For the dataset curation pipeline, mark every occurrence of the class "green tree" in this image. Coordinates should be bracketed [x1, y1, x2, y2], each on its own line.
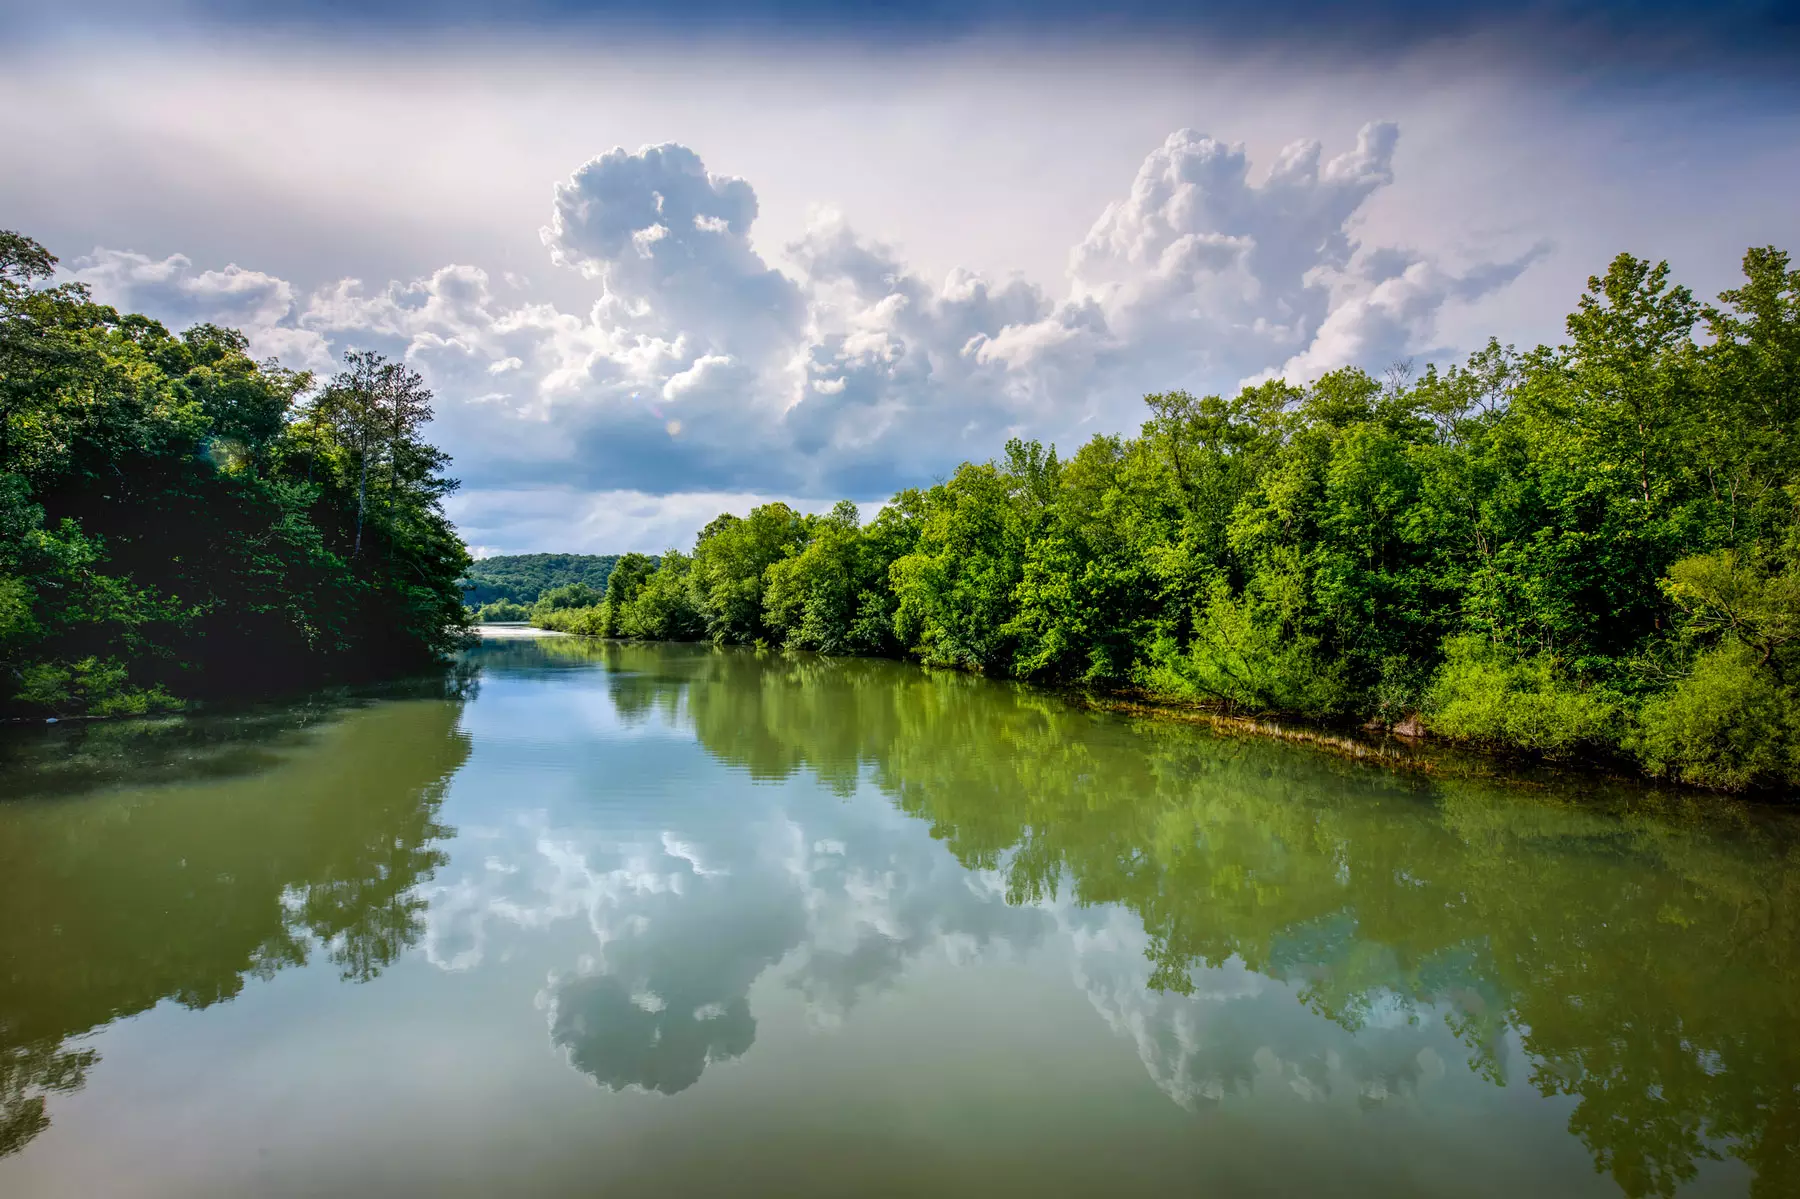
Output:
[688, 504, 811, 644]
[0, 231, 470, 716]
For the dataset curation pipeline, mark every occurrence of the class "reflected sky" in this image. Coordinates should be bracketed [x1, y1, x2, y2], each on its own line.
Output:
[2, 638, 1795, 1197]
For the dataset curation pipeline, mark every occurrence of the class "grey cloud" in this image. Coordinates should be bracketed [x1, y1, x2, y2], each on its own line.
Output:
[781, 212, 1059, 485]
[9, 4, 1797, 85]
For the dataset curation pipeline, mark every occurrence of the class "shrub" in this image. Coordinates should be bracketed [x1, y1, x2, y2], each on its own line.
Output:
[14, 657, 181, 718]
[1630, 642, 1800, 790]
[473, 598, 530, 622]
[532, 583, 602, 616]
[1136, 581, 1351, 719]
[534, 603, 610, 636]
[1423, 636, 1620, 755]
[617, 553, 704, 640]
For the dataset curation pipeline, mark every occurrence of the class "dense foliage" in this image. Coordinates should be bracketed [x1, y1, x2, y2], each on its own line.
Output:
[0, 232, 470, 717]
[460, 553, 622, 608]
[471, 598, 531, 622]
[540, 247, 1800, 792]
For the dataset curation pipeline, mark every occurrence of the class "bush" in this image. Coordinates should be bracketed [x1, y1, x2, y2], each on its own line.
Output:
[14, 657, 181, 718]
[1423, 636, 1620, 756]
[533, 603, 610, 636]
[616, 553, 704, 640]
[1135, 581, 1351, 719]
[1630, 642, 1800, 790]
[473, 598, 530, 622]
[533, 583, 603, 616]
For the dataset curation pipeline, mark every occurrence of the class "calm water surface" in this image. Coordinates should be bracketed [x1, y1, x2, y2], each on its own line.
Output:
[2, 637, 1797, 1197]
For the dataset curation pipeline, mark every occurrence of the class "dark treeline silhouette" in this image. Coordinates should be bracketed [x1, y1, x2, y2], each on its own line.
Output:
[541, 248, 1800, 792]
[0, 231, 469, 718]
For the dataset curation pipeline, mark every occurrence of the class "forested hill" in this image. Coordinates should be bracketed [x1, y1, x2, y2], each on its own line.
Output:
[0, 230, 471, 718]
[461, 554, 622, 607]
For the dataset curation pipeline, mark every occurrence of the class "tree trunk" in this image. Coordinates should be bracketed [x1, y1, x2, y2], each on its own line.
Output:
[389, 397, 403, 512]
[353, 432, 369, 557]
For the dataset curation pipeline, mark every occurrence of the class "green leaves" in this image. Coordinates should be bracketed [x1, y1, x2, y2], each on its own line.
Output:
[1663, 550, 1800, 665]
[1631, 642, 1800, 789]
[0, 230, 471, 715]
[688, 503, 810, 645]
[1423, 636, 1622, 756]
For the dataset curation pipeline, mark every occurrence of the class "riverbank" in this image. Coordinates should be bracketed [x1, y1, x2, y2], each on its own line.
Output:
[1072, 690, 1714, 804]
[532, 629, 1791, 804]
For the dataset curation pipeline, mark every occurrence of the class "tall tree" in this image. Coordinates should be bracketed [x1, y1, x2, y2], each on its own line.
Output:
[319, 350, 387, 558]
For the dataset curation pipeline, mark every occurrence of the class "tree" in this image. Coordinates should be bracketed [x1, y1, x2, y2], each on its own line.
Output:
[688, 503, 810, 644]
[316, 350, 432, 558]
[0, 229, 470, 716]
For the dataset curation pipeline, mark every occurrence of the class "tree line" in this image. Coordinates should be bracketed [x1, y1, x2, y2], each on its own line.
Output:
[538, 247, 1800, 792]
[461, 552, 622, 611]
[0, 231, 470, 718]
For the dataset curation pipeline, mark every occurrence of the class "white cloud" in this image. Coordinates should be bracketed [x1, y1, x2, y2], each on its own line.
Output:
[68, 123, 1537, 514]
[444, 486, 855, 556]
[51, 122, 1589, 546]
[69, 249, 333, 370]
[543, 142, 804, 368]
[1272, 241, 1549, 383]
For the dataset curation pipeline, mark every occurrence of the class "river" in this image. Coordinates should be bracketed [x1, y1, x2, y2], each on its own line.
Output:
[1, 635, 1796, 1197]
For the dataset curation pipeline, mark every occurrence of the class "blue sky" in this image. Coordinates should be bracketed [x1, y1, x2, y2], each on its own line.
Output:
[3, 3, 1797, 554]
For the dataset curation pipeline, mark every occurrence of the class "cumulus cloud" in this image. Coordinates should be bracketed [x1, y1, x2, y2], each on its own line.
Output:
[70, 248, 333, 369]
[1065, 123, 1399, 368]
[1272, 241, 1551, 382]
[68, 123, 1540, 546]
[543, 142, 804, 367]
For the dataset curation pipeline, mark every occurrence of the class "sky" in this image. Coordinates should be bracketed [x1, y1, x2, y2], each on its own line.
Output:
[4, 2, 1798, 556]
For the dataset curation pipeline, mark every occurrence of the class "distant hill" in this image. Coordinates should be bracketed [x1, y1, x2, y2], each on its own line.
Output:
[460, 554, 621, 607]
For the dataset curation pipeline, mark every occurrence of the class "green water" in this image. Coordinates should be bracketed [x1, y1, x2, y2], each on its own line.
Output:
[1, 637, 1796, 1198]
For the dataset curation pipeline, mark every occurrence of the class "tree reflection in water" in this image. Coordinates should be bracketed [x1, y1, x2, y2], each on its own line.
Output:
[0, 674, 472, 1158]
[572, 641, 1799, 1199]
[6, 640, 1794, 1198]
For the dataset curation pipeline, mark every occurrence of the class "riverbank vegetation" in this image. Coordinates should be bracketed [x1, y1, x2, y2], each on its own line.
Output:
[0, 232, 470, 719]
[539, 247, 1800, 792]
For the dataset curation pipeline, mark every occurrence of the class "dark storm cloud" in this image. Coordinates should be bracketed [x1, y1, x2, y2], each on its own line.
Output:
[6, 1, 1795, 73]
